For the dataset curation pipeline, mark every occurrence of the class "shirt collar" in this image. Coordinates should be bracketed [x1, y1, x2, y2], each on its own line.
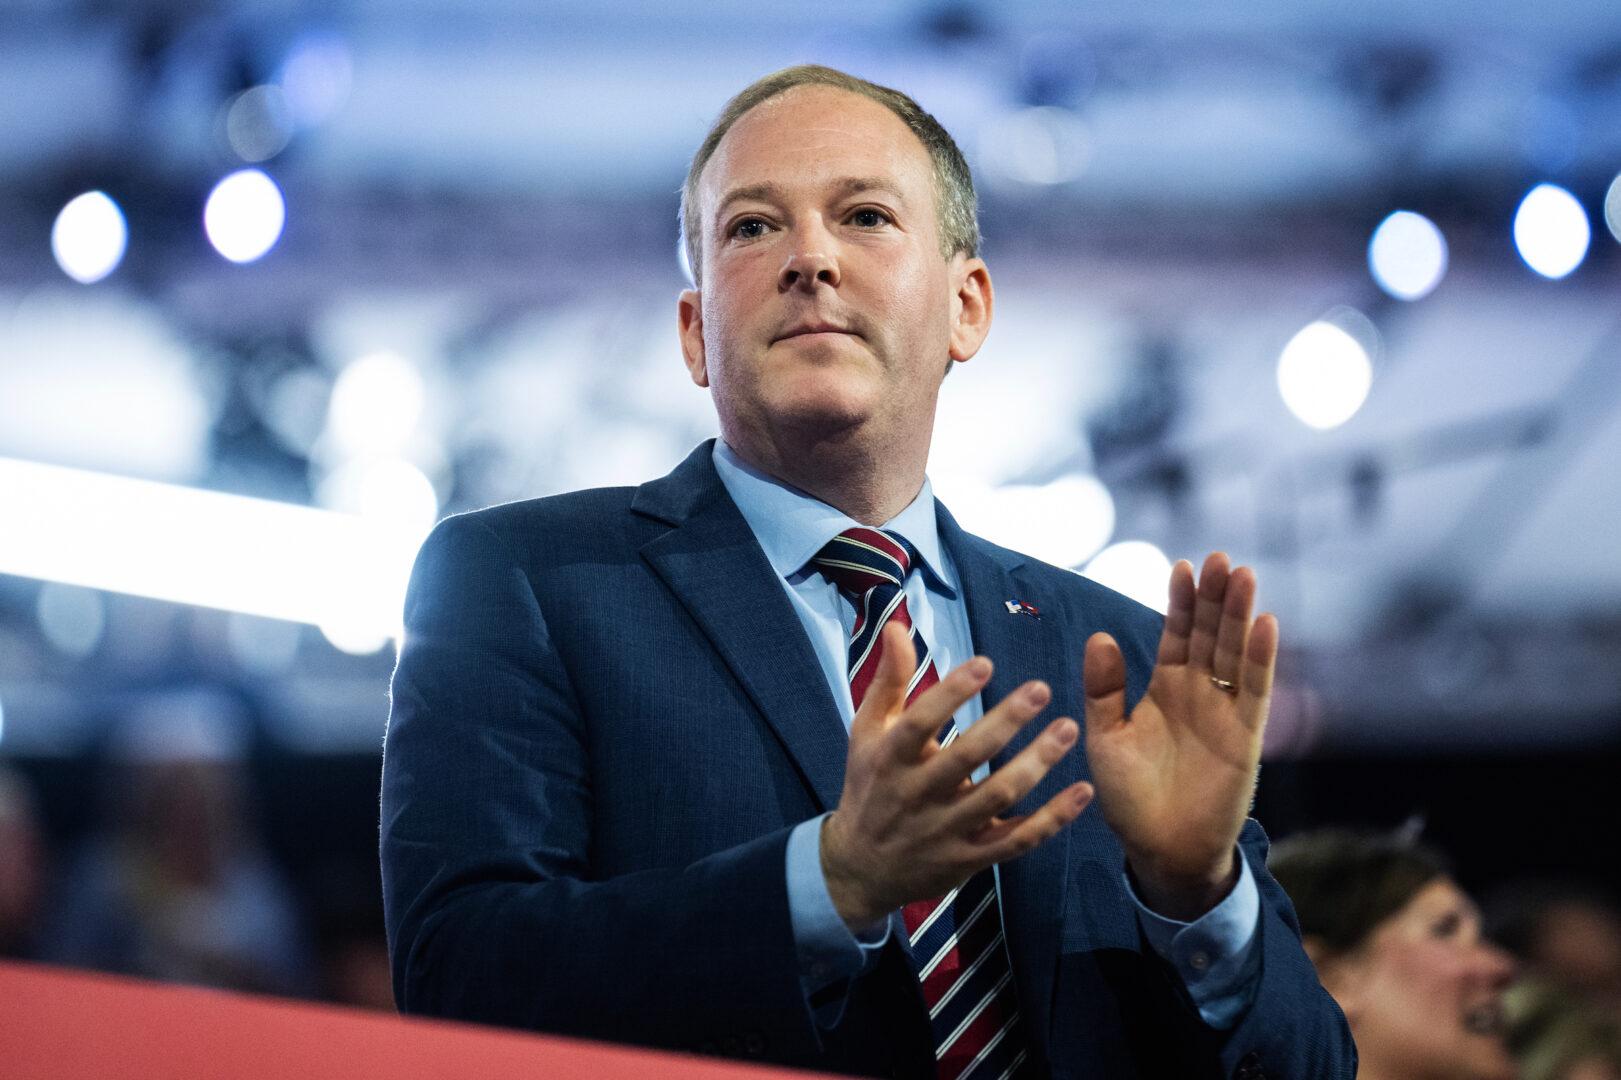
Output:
[711, 439, 957, 598]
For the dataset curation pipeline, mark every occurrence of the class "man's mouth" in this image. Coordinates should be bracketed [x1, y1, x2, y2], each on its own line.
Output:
[775, 322, 856, 342]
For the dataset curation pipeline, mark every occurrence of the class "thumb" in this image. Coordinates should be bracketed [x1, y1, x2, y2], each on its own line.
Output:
[850, 621, 915, 743]
[1083, 631, 1128, 735]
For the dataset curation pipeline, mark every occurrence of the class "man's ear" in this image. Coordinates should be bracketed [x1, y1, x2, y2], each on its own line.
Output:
[947, 255, 993, 366]
[678, 289, 708, 387]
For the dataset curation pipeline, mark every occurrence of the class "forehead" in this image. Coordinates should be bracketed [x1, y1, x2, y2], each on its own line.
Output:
[1384, 878, 1476, 935]
[699, 85, 932, 206]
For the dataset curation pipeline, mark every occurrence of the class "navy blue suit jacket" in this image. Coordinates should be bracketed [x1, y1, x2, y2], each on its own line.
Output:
[380, 442, 1354, 1079]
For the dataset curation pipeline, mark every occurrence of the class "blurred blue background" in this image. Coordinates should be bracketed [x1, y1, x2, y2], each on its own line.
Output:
[1, 0, 1619, 1012]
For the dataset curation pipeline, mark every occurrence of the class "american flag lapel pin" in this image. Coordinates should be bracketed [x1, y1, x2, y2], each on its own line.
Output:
[1003, 600, 1040, 618]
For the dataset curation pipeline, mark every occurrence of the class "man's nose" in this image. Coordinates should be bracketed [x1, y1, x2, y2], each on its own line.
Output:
[779, 236, 840, 291]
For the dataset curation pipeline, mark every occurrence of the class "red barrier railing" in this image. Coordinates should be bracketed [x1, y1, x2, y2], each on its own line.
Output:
[0, 960, 829, 1080]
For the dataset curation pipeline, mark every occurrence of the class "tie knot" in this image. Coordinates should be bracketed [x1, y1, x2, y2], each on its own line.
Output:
[812, 527, 916, 597]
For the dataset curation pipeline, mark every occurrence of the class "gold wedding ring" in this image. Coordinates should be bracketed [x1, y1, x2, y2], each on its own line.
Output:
[1209, 676, 1238, 695]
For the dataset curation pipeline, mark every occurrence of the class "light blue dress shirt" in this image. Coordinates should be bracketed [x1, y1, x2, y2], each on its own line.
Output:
[710, 440, 1259, 1029]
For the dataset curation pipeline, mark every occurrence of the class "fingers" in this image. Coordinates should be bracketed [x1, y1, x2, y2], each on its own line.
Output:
[1089, 625, 1128, 703]
[1168, 553, 1262, 684]
[1184, 552, 1230, 668]
[915, 678, 1051, 798]
[1210, 566, 1256, 684]
[849, 622, 916, 746]
[1156, 560, 1197, 666]
[961, 782, 1094, 858]
[941, 715, 1079, 831]
[881, 642, 994, 762]
[1239, 612, 1278, 723]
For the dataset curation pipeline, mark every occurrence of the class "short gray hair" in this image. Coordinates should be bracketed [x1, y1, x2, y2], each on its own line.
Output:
[680, 64, 980, 285]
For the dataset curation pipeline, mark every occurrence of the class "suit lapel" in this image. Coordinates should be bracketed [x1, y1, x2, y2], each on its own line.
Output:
[938, 502, 1078, 1055]
[633, 444, 850, 812]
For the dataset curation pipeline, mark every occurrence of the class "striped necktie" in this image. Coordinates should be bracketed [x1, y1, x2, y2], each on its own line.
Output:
[812, 527, 1030, 1080]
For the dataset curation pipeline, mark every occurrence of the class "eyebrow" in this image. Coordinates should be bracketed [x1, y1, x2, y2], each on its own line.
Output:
[713, 176, 908, 223]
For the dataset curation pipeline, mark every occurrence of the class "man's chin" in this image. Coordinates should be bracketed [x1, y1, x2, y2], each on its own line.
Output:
[769, 401, 872, 443]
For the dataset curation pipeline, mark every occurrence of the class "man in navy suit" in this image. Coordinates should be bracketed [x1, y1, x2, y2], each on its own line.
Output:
[381, 66, 1354, 1078]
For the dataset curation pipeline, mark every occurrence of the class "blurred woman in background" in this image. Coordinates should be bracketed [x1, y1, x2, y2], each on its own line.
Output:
[1270, 828, 1516, 1080]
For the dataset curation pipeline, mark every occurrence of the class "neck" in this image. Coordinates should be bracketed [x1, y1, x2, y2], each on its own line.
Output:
[722, 423, 929, 526]
[1342, 1051, 1408, 1080]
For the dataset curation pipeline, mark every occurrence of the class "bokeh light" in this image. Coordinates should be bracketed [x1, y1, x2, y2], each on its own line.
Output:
[1368, 210, 1448, 301]
[318, 618, 391, 657]
[315, 457, 439, 533]
[0, 291, 214, 481]
[35, 582, 105, 658]
[51, 191, 127, 284]
[1082, 541, 1173, 614]
[1513, 182, 1590, 279]
[278, 32, 354, 128]
[938, 475, 1115, 569]
[1276, 317, 1375, 430]
[204, 169, 286, 263]
[981, 106, 1093, 186]
[1604, 172, 1621, 245]
[225, 85, 294, 162]
[326, 352, 426, 457]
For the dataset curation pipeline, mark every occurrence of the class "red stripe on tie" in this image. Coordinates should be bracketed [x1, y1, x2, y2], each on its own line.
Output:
[937, 982, 1021, 1080]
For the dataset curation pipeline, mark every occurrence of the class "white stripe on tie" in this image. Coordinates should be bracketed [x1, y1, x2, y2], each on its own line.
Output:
[954, 1013, 1020, 1080]
[930, 929, 1005, 1019]
[936, 970, 1012, 1058]
[992, 1048, 1029, 1080]
[917, 886, 996, 980]
[909, 883, 963, 947]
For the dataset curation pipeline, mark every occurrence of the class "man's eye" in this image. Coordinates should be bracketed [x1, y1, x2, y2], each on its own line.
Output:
[850, 209, 887, 228]
[734, 219, 768, 239]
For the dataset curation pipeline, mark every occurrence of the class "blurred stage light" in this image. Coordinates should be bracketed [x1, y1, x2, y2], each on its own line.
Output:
[937, 475, 1114, 569]
[0, 291, 213, 481]
[204, 169, 286, 263]
[318, 618, 391, 656]
[51, 191, 127, 284]
[1519, 96, 1583, 175]
[225, 86, 294, 162]
[327, 352, 425, 457]
[1514, 183, 1590, 279]
[1605, 172, 1621, 245]
[315, 457, 439, 534]
[262, 367, 332, 458]
[1082, 541, 1173, 614]
[0, 456, 423, 640]
[278, 32, 353, 128]
[35, 582, 105, 658]
[982, 106, 1092, 185]
[1277, 314, 1376, 430]
[1368, 210, 1447, 301]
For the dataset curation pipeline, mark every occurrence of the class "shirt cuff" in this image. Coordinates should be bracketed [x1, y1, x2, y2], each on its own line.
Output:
[787, 814, 890, 1025]
[1127, 848, 1262, 1030]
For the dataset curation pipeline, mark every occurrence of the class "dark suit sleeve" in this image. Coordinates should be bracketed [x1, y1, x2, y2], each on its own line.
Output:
[379, 513, 819, 1060]
[1050, 582, 1356, 1079]
[1219, 821, 1357, 1078]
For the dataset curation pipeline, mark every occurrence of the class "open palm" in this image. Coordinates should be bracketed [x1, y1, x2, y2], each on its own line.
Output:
[1083, 553, 1277, 917]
